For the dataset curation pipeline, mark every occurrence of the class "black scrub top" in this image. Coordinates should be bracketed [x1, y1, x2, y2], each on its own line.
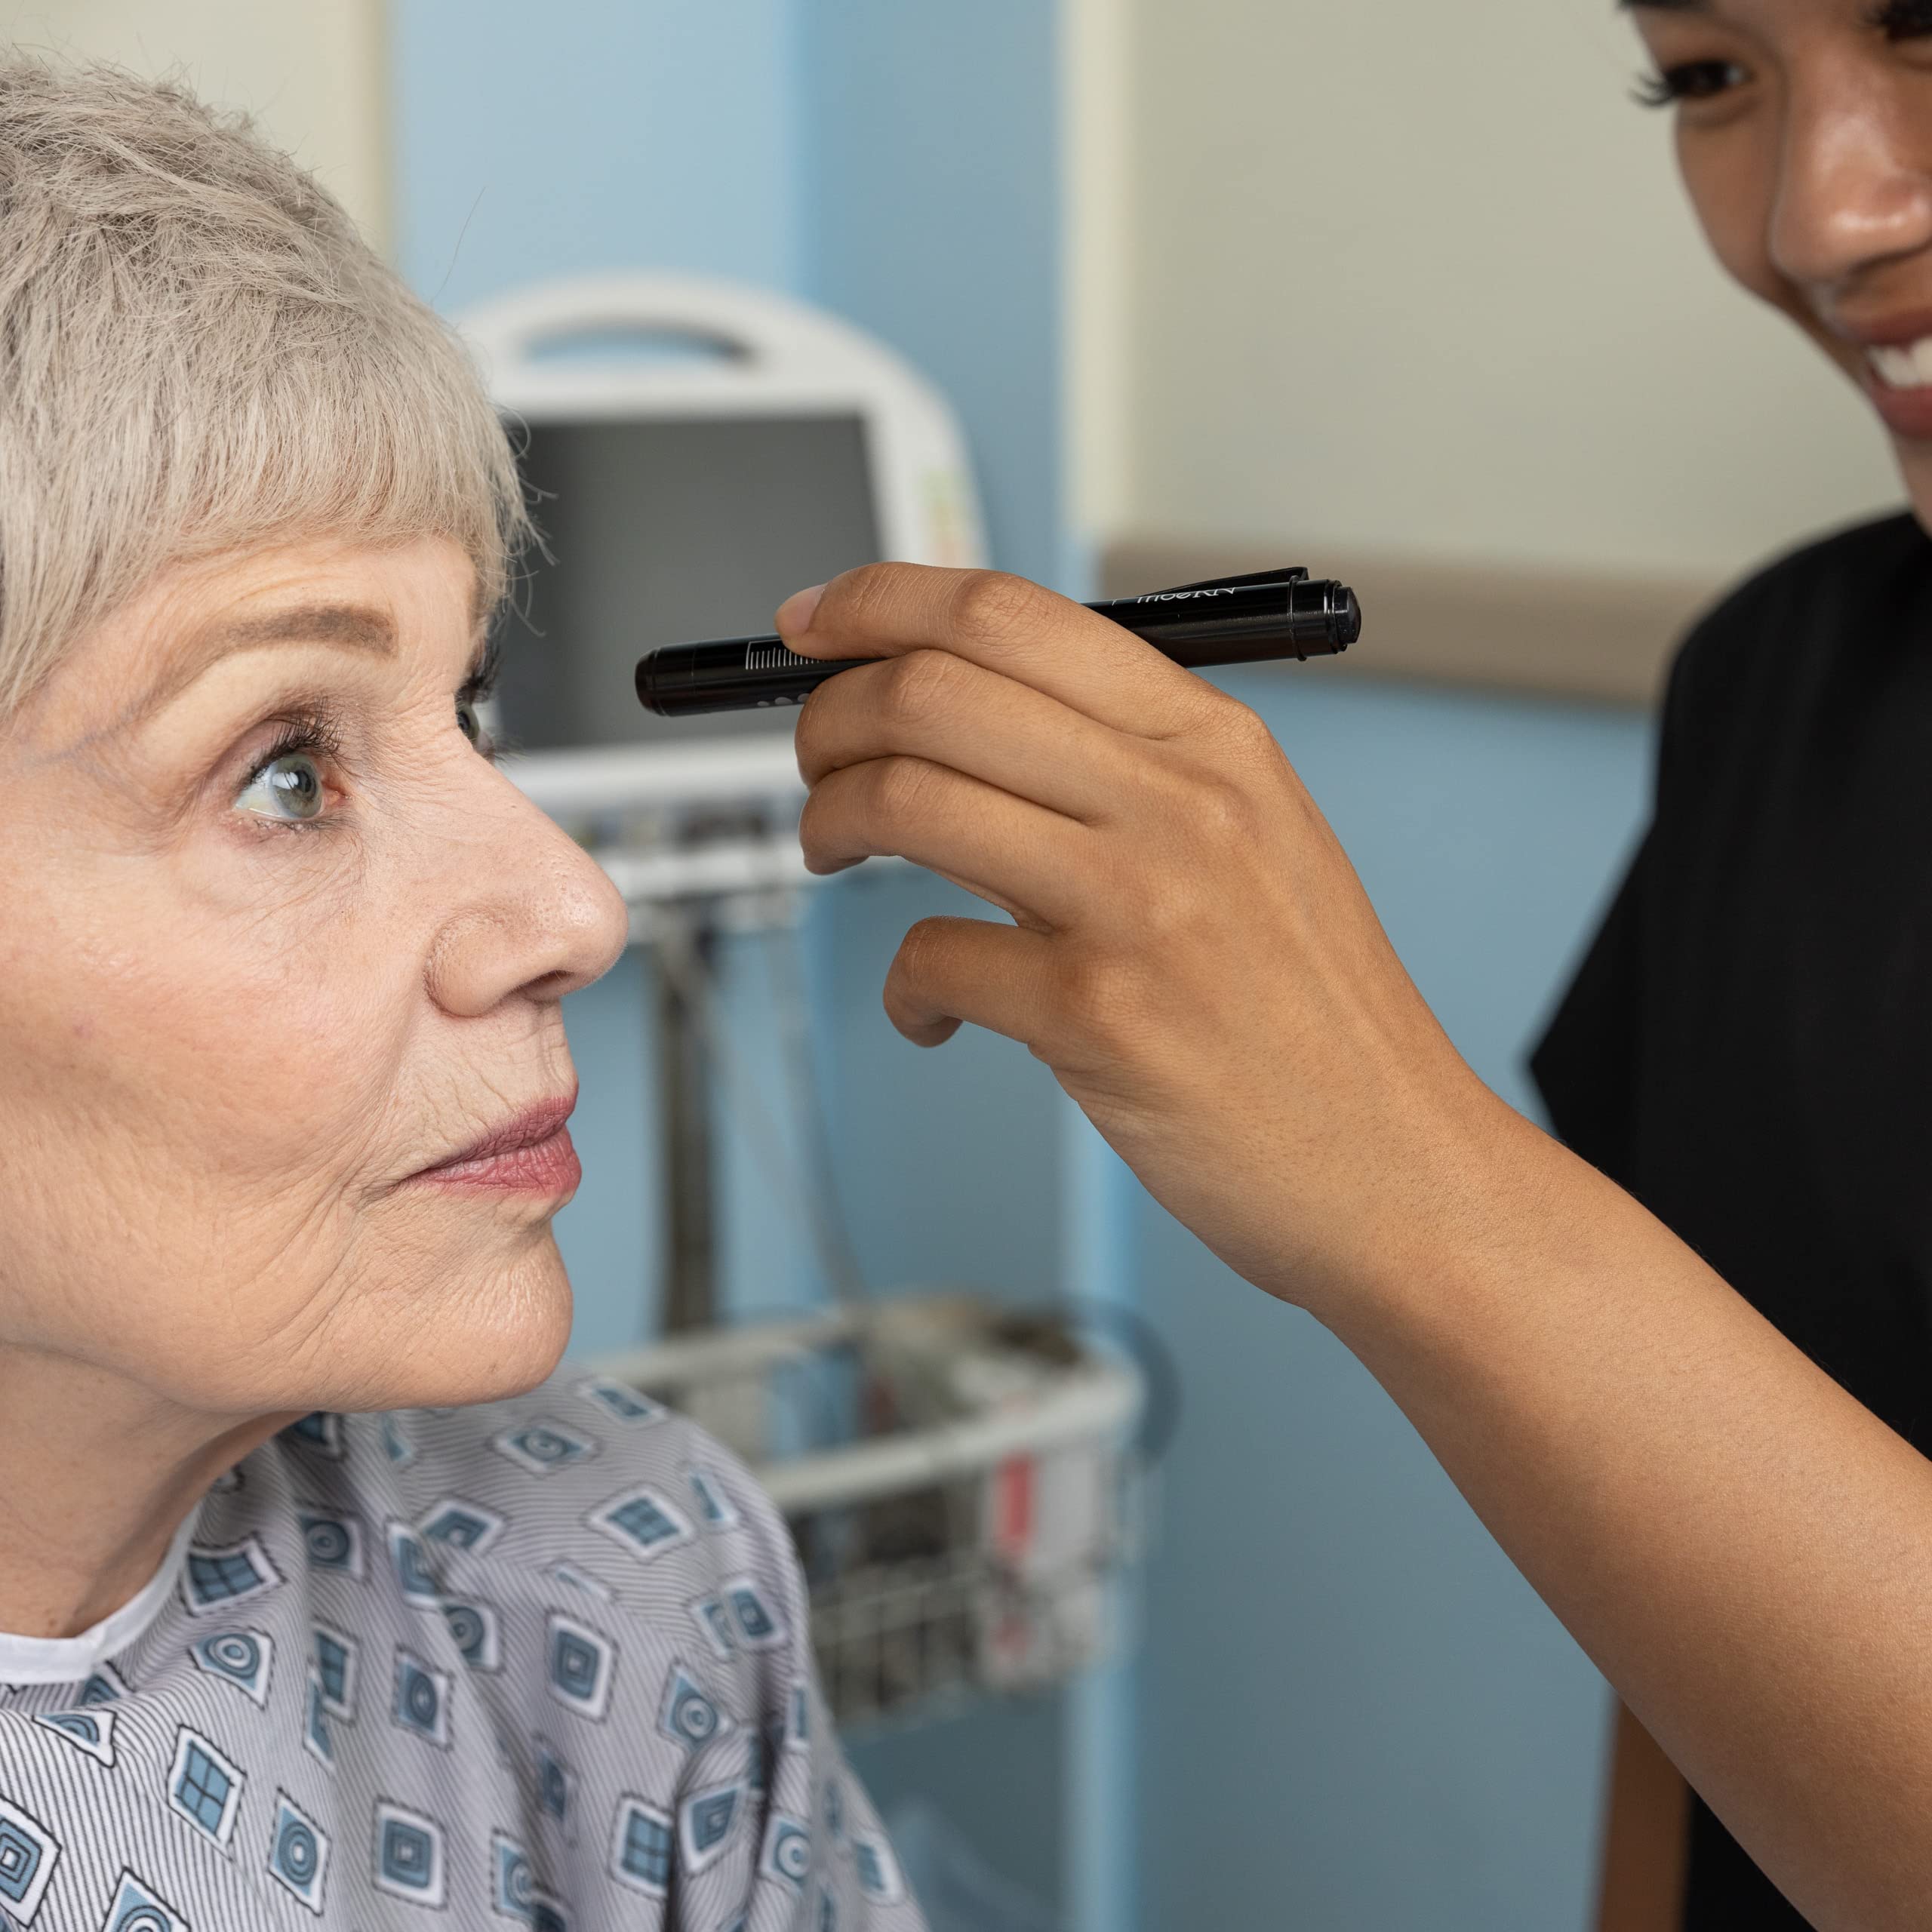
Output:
[1531, 509, 1932, 1932]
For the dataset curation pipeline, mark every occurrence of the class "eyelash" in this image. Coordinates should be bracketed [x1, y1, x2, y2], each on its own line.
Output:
[1871, 0, 1932, 35]
[1633, 62, 1743, 108]
[236, 707, 345, 834]
[460, 641, 501, 761]
[1635, 2, 1932, 109]
[235, 647, 501, 835]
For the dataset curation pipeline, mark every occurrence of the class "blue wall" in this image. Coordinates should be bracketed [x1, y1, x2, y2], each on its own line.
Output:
[389, 8, 1655, 1927]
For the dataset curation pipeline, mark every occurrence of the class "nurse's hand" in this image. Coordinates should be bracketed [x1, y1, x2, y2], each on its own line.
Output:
[782, 563, 1524, 1315]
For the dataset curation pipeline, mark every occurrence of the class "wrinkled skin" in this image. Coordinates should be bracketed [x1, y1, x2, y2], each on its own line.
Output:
[0, 536, 626, 1634]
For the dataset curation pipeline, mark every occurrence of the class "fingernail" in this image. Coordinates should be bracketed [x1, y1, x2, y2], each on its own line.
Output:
[776, 583, 826, 637]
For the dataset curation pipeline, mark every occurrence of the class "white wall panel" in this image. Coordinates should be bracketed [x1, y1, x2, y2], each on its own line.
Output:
[0, 0, 390, 250]
[1098, 2, 1902, 578]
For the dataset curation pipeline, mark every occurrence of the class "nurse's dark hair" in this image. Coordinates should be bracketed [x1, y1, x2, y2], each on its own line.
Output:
[0, 56, 531, 718]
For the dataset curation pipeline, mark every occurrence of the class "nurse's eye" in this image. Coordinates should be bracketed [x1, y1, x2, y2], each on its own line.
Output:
[1870, 0, 1932, 41]
[235, 721, 338, 826]
[1633, 60, 1749, 108]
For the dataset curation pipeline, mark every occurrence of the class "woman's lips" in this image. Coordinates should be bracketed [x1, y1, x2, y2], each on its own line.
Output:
[410, 1095, 581, 1195]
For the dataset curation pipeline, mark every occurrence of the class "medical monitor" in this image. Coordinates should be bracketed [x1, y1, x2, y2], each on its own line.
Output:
[462, 272, 986, 767]
[495, 414, 881, 751]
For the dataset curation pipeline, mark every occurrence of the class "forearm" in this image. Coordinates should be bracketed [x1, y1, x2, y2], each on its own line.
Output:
[1318, 1103, 1932, 1932]
[776, 561, 1932, 1929]
[1596, 1702, 1688, 1932]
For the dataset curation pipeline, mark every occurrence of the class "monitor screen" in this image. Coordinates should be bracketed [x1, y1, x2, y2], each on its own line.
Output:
[493, 414, 882, 750]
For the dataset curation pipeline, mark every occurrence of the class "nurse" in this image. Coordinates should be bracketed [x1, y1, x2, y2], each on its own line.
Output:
[784, 5, 1932, 1929]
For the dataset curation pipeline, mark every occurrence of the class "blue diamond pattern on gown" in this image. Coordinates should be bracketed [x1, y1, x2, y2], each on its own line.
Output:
[285, 1412, 343, 1459]
[853, 1833, 906, 1903]
[297, 1510, 363, 1577]
[678, 1781, 742, 1875]
[296, 1671, 330, 1773]
[385, 1523, 441, 1606]
[574, 1377, 663, 1426]
[418, 1497, 504, 1553]
[691, 1595, 737, 1660]
[312, 1623, 358, 1719]
[761, 1813, 811, 1891]
[0, 1386, 928, 1932]
[725, 1578, 784, 1648]
[545, 1613, 616, 1721]
[181, 1537, 281, 1616]
[589, 1484, 694, 1562]
[32, 1709, 115, 1768]
[535, 1738, 573, 1825]
[686, 1469, 738, 1528]
[391, 1651, 451, 1749]
[166, 1730, 242, 1850]
[492, 1829, 536, 1916]
[490, 1418, 597, 1477]
[658, 1665, 728, 1749]
[266, 1792, 328, 1913]
[374, 1801, 445, 1907]
[103, 1869, 189, 1932]
[439, 1598, 500, 1672]
[609, 1798, 673, 1899]
[78, 1663, 129, 1706]
[189, 1629, 272, 1706]
[380, 1414, 417, 1466]
[0, 1792, 58, 1923]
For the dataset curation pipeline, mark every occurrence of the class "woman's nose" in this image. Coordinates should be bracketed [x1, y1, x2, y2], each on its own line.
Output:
[424, 779, 629, 1020]
[1768, 66, 1932, 291]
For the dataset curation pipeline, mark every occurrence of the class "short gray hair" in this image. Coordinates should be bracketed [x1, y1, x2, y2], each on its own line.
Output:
[0, 55, 529, 718]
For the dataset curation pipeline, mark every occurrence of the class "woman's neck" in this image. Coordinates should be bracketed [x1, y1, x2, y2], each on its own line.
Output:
[0, 1349, 290, 1639]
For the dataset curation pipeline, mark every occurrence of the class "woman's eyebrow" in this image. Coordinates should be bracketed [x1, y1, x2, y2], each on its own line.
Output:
[119, 601, 398, 730]
[195, 601, 398, 658]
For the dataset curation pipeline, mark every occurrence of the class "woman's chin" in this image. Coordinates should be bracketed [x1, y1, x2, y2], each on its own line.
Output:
[291, 1238, 580, 1420]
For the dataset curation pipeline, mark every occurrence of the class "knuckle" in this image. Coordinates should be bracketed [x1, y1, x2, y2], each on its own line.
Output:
[1132, 868, 1199, 946]
[1192, 774, 1261, 846]
[1052, 945, 1146, 1048]
[866, 754, 939, 826]
[949, 569, 1043, 648]
[826, 561, 912, 631]
[1203, 691, 1278, 758]
[880, 649, 960, 731]
[892, 915, 950, 984]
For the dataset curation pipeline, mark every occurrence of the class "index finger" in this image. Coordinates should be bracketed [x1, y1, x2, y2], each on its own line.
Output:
[775, 563, 1221, 739]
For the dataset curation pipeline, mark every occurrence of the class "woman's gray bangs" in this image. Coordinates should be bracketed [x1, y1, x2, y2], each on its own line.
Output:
[0, 56, 530, 719]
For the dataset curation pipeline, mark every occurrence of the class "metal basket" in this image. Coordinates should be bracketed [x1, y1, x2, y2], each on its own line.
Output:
[591, 1293, 1144, 1730]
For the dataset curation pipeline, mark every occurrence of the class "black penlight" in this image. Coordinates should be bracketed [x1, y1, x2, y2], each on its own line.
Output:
[634, 568, 1361, 718]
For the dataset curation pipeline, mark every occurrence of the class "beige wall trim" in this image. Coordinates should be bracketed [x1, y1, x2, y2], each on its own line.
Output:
[1101, 535, 1728, 711]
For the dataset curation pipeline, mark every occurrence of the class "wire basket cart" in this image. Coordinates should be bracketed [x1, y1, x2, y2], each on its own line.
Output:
[592, 1292, 1146, 1730]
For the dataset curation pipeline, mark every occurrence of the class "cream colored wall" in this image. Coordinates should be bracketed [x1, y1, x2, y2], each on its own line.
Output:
[0, 0, 390, 250]
[1096, 1, 1905, 580]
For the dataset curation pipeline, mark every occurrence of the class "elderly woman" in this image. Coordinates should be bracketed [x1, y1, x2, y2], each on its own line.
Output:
[0, 59, 917, 1932]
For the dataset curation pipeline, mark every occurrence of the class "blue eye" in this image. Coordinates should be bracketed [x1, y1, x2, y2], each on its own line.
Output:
[457, 694, 493, 756]
[237, 748, 327, 824]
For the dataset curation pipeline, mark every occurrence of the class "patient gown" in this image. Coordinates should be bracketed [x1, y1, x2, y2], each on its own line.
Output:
[0, 1377, 926, 1930]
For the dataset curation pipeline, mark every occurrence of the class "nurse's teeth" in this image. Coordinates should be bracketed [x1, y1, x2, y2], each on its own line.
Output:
[1870, 340, 1932, 388]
